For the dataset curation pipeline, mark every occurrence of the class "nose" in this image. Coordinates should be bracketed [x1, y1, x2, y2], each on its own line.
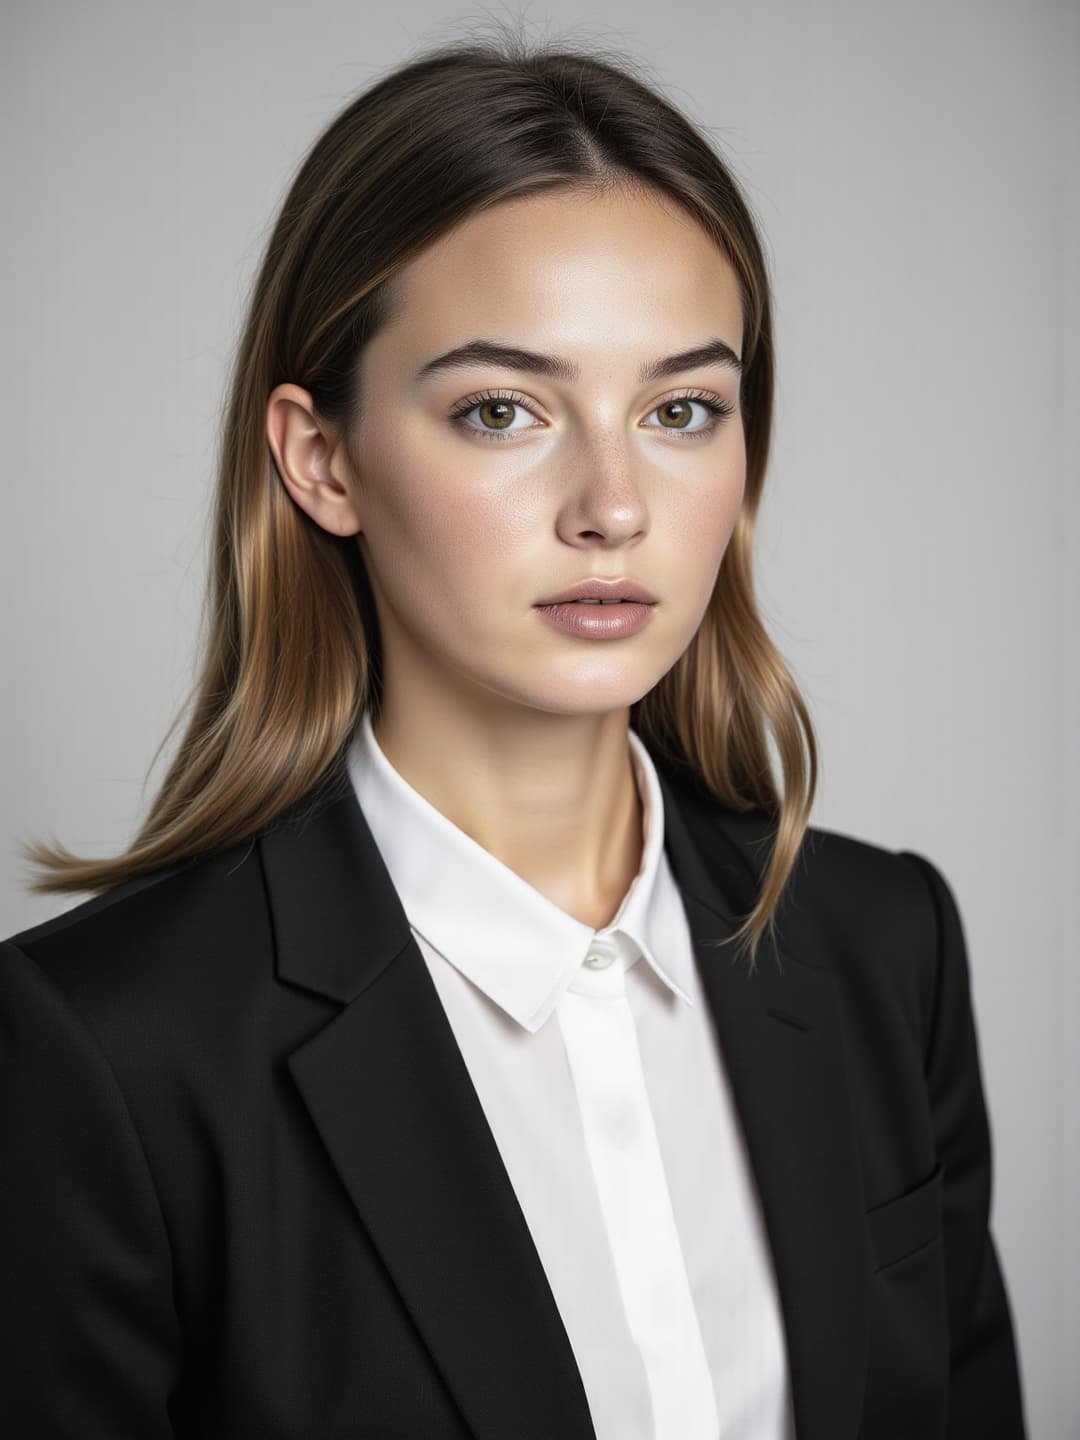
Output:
[557, 434, 649, 547]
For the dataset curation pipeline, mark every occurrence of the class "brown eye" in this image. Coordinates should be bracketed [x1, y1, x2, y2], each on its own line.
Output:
[448, 389, 540, 441]
[476, 399, 516, 430]
[656, 399, 693, 429]
[642, 392, 735, 439]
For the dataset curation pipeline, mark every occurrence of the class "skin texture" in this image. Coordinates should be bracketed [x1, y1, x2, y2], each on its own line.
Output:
[266, 183, 746, 927]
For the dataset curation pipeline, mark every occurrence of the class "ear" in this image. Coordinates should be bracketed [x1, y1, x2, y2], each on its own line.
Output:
[265, 383, 363, 537]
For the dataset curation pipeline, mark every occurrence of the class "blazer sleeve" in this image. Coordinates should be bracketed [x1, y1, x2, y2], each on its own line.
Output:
[897, 852, 1028, 1439]
[0, 939, 181, 1438]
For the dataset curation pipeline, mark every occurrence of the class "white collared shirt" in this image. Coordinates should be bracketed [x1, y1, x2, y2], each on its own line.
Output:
[347, 710, 795, 1440]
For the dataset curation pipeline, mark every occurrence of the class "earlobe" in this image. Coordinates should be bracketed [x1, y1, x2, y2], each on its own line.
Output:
[266, 382, 363, 537]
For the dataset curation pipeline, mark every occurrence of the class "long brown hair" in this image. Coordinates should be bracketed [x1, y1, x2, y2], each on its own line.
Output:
[18, 32, 817, 967]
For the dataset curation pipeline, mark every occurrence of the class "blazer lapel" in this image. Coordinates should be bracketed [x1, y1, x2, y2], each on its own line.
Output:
[259, 764, 597, 1440]
[654, 762, 871, 1440]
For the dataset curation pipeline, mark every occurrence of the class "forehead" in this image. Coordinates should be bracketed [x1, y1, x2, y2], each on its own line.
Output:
[378, 185, 744, 364]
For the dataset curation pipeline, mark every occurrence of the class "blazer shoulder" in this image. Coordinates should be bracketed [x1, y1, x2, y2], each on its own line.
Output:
[795, 820, 944, 933]
[708, 805, 953, 1051]
[710, 801, 944, 943]
[0, 836, 271, 1035]
[5, 854, 202, 950]
[2, 762, 352, 978]
[804, 824, 963, 1064]
[661, 766, 942, 956]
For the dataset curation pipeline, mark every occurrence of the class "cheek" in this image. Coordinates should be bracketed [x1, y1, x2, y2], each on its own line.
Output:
[664, 465, 745, 563]
[360, 441, 536, 600]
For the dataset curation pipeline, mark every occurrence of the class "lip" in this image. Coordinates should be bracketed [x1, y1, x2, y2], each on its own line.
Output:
[533, 576, 657, 605]
[534, 600, 655, 640]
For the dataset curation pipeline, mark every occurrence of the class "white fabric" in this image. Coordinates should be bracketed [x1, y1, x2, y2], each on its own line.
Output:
[347, 709, 796, 1440]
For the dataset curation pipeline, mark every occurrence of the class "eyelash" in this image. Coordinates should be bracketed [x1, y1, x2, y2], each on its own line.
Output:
[447, 387, 736, 442]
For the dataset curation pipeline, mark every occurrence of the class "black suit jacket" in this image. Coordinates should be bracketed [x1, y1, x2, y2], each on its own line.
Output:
[0, 749, 1027, 1439]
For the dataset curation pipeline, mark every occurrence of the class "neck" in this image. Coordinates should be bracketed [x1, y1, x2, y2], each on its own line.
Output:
[371, 687, 645, 930]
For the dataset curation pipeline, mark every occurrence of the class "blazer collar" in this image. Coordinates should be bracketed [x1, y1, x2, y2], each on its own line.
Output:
[259, 743, 871, 1440]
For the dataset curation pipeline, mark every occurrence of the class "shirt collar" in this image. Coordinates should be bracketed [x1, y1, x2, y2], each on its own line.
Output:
[346, 709, 696, 1033]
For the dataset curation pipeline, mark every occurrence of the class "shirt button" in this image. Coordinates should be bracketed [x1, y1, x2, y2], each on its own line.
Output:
[584, 943, 616, 970]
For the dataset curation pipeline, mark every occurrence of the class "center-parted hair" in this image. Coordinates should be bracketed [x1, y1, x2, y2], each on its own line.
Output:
[22, 32, 817, 968]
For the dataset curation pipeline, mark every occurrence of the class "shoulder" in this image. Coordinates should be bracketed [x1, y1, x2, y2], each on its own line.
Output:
[707, 797, 949, 958]
[792, 821, 947, 958]
[2, 761, 352, 990]
[657, 759, 952, 970]
[705, 801, 958, 1055]
[667, 760, 946, 947]
[0, 836, 274, 1058]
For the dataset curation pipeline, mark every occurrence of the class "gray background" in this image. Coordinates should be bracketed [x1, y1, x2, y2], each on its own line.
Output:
[3, 1, 1076, 1433]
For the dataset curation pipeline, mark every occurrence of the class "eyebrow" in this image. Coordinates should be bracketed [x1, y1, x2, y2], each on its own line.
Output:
[413, 337, 743, 385]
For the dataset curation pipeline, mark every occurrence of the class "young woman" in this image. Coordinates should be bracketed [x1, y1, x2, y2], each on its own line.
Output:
[1, 36, 1026, 1440]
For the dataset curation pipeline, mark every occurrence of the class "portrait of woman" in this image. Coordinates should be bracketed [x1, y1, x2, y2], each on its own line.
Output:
[0, 23, 1039, 1440]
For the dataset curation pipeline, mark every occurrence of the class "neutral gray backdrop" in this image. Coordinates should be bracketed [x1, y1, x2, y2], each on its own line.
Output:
[3, 1, 1076, 1433]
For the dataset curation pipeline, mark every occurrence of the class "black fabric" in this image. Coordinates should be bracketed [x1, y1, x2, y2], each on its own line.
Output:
[0, 752, 1027, 1438]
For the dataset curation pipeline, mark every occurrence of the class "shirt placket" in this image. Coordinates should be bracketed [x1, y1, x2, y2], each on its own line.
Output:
[556, 931, 720, 1440]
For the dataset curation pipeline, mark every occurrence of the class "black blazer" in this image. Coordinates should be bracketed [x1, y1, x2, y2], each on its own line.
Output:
[0, 749, 1027, 1439]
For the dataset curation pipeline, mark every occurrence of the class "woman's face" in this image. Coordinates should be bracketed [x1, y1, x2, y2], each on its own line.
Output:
[343, 183, 747, 720]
